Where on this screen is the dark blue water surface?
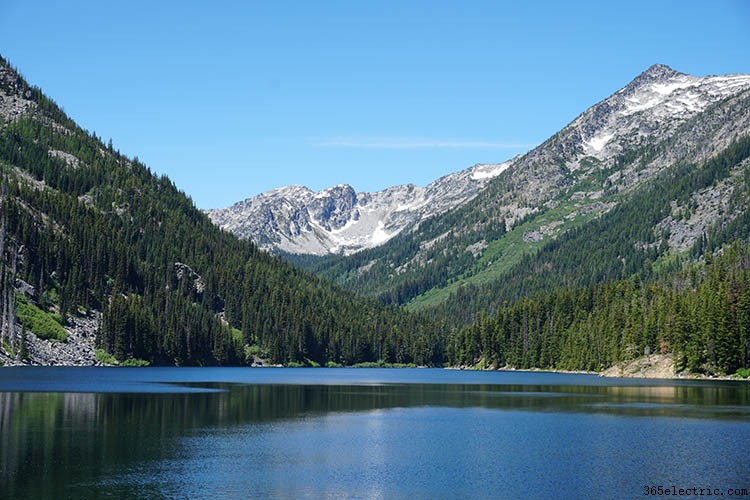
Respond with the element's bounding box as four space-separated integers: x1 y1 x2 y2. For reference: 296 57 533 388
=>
1 367 749 499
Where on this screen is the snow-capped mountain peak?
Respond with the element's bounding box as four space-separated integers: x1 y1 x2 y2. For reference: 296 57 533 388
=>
574 65 750 164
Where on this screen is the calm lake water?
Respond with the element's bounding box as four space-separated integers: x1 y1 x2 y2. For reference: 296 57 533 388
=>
1 368 749 499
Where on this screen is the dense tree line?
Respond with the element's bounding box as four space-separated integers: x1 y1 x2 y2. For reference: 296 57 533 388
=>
0 57 444 366
449 242 750 375
0 179 20 354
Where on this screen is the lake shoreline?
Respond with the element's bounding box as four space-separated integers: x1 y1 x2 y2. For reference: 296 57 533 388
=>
3 355 748 382
449 354 748 381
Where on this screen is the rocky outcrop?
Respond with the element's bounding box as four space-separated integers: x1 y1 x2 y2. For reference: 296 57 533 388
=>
0 312 103 367
599 354 745 380
174 262 205 293
652 158 750 252
0 64 36 123
600 354 676 379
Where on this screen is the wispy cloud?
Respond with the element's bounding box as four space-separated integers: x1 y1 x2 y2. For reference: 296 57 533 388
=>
311 137 535 149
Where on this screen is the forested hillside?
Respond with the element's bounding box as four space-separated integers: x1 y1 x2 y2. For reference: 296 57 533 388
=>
440 136 750 375
449 242 750 376
0 56 443 367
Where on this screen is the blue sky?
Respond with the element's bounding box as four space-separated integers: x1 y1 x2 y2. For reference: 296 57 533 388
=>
1 1 749 209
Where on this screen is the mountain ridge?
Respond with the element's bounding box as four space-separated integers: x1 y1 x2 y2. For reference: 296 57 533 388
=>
211 64 750 263
206 160 515 255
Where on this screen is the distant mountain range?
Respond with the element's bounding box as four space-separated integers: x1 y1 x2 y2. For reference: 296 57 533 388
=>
209 64 750 318
210 64 750 262
206 162 514 255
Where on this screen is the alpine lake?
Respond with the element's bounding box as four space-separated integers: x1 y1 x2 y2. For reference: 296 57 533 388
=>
1 367 749 499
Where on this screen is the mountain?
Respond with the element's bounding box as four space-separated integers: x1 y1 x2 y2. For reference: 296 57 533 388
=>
1 55 748 377
206 161 514 256
0 55 442 367
293 65 750 315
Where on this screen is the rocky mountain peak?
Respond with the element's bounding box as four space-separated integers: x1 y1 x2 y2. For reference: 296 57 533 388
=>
570 65 750 167
639 63 682 81
309 184 358 231
617 64 687 98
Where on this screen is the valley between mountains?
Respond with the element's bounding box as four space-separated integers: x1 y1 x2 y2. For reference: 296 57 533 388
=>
2 57 750 377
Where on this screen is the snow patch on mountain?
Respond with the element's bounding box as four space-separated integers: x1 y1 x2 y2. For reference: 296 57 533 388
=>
619 73 750 118
583 132 614 153
371 222 392 245
651 80 694 96
470 161 512 180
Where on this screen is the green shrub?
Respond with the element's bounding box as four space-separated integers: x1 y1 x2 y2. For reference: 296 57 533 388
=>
325 361 343 368
120 358 150 367
231 328 243 343
41 288 59 307
351 361 382 368
286 358 320 368
351 360 417 368
2 340 16 358
734 367 750 379
15 299 67 341
244 344 263 362
95 349 118 365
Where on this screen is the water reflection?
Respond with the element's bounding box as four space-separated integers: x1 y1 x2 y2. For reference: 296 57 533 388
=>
1 377 749 499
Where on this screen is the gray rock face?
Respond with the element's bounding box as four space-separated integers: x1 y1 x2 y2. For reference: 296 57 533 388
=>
0 312 103 367
174 262 205 293
653 158 750 253
308 185 358 231
0 65 36 123
206 162 514 255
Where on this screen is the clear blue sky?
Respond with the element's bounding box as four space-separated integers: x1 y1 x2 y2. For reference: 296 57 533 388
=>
1 1 749 208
